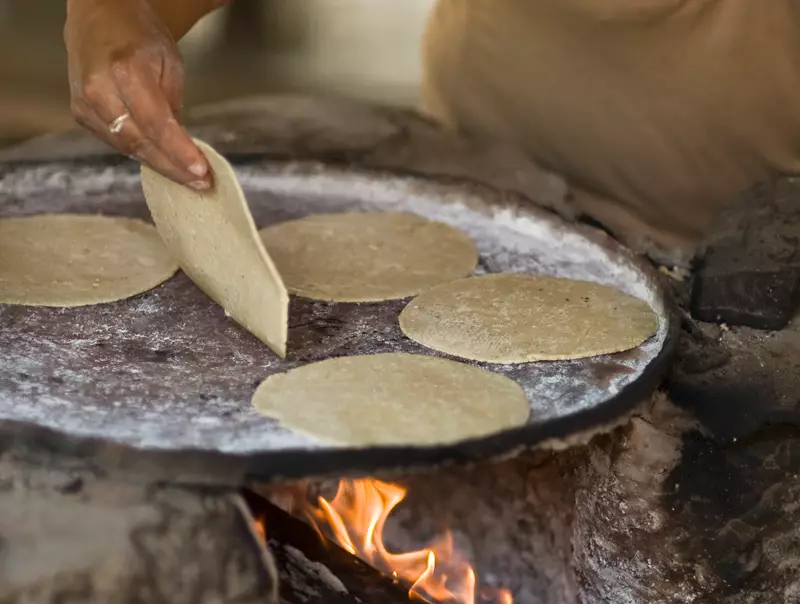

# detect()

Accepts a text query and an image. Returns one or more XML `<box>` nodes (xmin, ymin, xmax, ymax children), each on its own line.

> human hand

<box><xmin>64</xmin><ymin>0</ymin><xmax>211</xmax><ymax>190</ymax></box>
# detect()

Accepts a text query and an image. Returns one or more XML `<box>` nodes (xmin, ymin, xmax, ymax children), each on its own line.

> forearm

<box><xmin>146</xmin><ymin>0</ymin><xmax>231</xmax><ymax>40</ymax></box>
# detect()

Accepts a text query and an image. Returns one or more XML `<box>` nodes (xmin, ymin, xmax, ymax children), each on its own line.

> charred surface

<box><xmin>668</xmin><ymin>181</ymin><xmax>800</xmax><ymax>440</ymax></box>
<box><xmin>691</xmin><ymin>179</ymin><xmax>800</xmax><ymax>331</ymax></box>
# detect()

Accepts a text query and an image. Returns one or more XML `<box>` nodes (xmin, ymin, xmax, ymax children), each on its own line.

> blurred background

<box><xmin>0</xmin><ymin>0</ymin><xmax>434</xmax><ymax>147</ymax></box>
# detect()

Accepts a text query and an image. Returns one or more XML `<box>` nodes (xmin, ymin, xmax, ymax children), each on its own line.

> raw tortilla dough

<box><xmin>251</xmin><ymin>353</ymin><xmax>530</xmax><ymax>446</ymax></box>
<box><xmin>399</xmin><ymin>274</ymin><xmax>658</xmax><ymax>364</ymax></box>
<box><xmin>0</xmin><ymin>214</ymin><xmax>178</xmax><ymax>307</ymax></box>
<box><xmin>258</xmin><ymin>212</ymin><xmax>478</xmax><ymax>302</ymax></box>
<box><xmin>141</xmin><ymin>139</ymin><xmax>289</xmax><ymax>357</ymax></box>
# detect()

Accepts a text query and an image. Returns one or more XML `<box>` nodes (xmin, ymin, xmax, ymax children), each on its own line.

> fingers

<box><xmin>73</xmin><ymin>76</ymin><xmax>208</xmax><ymax>190</ymax></box>
<box><xmin>73</xmin><ymin>103</ymin><xmax>184</xmax><ymax>180</ymax></box>
<box><xmin>69</xmin><ymin>47</ymin><xmax>211</xmax><ymax>190</ymax></box>
<box><xmin>113</xmin><ymin>54</ymin><xmax>210</xmax><ymax>186</ymax></box>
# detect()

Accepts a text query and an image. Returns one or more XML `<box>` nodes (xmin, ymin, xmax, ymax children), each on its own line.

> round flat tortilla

<box><xmin>251</xmin><ymin>353</ymin><xmax>530</xmax><ymax>446</ymax></box>
<box><xmin>258</xmin><ymin>212</ymin><xmax>478</xmax><ymax>302</ymax></box>
<box><xmin>141</xmin><ymin>139</ymin><xmax>289</xmax><ymax>358</ymax></box>
<box><xmin>399</xmin><ymin>274</ymin><xmax>659</xmax><ymax>363</ymax></box>
<box><xmin>0</xmin><ymin>214</ymin><xmax>178</xmax><ymax>307</ymax></box>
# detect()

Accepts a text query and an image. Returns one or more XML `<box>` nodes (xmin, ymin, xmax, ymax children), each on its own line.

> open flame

<box><xmin>292</xmin><ymin>479</ymin><xmax>513</xmax><ymax>604</ymax></box>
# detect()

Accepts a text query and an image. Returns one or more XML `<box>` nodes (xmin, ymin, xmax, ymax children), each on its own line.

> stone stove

<box><xmin>1</xmin><ymin>96</ymin><xmax>799</xmax><ymax>604</ymax></box>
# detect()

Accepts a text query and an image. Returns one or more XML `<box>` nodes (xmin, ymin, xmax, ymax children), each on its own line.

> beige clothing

<box><xmin>421</xmin><ymin>0</ymin><xmax>800</xmax><ymax>251</ymax></box>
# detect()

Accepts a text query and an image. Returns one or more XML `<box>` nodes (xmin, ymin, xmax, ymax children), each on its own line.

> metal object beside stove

<box><xmin>0</xmin><ymin>156</ymin><xmax>678</xmax><ymax>485</ymax></box>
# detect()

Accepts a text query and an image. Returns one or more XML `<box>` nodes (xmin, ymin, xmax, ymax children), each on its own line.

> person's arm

<box><xmin>64</xmin><ymin>0</ymin><xmax>230</xmax><ymax>189</ymax></box>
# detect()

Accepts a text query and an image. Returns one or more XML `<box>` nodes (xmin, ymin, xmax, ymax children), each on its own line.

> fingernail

<box><xmin>189</xmin><ymin>162</ymin><xmax>207</xmax><ymax>177</ymax></box>
<box><xmin>189</xmin><ymin>180</ymin><xmax>210</xmax><ymax>191</ymax></box>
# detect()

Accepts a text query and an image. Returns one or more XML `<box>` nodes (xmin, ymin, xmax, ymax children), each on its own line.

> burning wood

<box><xmin>263</xmin><ymin>479</ymin><xmax>513</xmax><ymax>604</ymax></box>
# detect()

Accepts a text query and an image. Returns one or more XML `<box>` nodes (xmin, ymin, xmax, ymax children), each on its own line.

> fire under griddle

<box><xmin>0</xmin><ymin>156</ymin><xmax>678</xmax><ymax>485</ymax></box>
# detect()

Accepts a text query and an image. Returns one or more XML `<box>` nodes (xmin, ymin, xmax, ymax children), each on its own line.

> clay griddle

<box><xmin>0</xmin><ymin>156</ymin><xmax>678</xmax><ymax>485</ymax></box>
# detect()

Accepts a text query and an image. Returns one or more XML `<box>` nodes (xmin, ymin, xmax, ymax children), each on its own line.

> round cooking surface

<box><xmin>0</xmin><ymin>158</ymin><xmax>677</xmax><ymax>484</ymax></box>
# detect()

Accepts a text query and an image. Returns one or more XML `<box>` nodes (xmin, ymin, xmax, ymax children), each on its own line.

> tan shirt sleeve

<box><xmin>421</xmin><ymin>0</ymin><xmax>800</xmax><ymax>251</ymax></box>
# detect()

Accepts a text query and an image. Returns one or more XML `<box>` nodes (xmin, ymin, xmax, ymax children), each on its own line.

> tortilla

<box><xmin>399</xmin><ymin>274</ymin><xmax>658</xmax><ymax>363</ymax></box>
<box><xmin>258</xmin><ymin>212</ymin><xmax>478</xmax><ymax>302</ymax></box>
<box><xmin>0</xmin><ymin>214</ymin><xmax>178</xmax><ymax>307</ymax></box>
<box><xmin>141</xmin><ymin>139</ymin><xmax>289</xmax><ymax>357</ymax></box>
<box><xmin>251</xmin><ymin>353</ymin><xmax>530</xmax><ymax>446</ymax></box>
